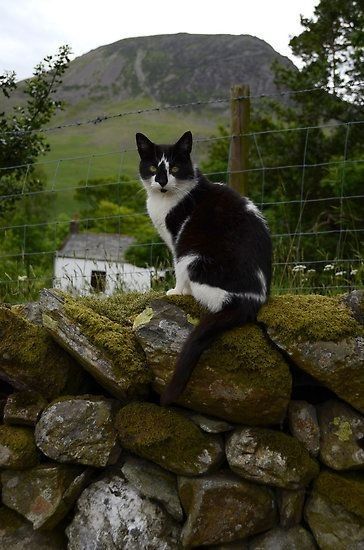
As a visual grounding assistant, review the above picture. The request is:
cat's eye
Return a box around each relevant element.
[149,165,157,173]
[171,166,179,174]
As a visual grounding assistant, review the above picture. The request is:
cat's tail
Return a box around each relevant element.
[160,297,260,406]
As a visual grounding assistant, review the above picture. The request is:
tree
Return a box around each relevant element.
[0,46,71,218]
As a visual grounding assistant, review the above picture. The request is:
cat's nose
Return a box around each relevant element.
[155,173,168,187]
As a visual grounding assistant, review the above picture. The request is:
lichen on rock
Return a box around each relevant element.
[226,426,319,489]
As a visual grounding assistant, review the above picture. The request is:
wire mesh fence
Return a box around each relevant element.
[0,87,363,302]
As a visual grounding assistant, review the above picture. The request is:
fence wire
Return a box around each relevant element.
[0,87,363,302]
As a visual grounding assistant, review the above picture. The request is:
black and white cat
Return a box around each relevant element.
[136,131,272,405]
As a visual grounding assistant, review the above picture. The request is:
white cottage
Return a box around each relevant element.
[53,230,152,295]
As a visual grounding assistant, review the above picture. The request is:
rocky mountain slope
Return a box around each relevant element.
[57,33,295,105]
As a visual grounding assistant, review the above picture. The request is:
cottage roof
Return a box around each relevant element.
[57,232,135,262]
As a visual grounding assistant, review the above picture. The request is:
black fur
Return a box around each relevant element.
[136,132,272,406]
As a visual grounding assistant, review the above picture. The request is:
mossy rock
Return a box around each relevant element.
[115,402,224,476]
[134,299,292,425]
[259,294,364,412]
[178,472,277,547]
[305,470,364,549]
[226,426,319,489]
[40,290,153,401]
[0,306,83,399]
[0,425,38,470]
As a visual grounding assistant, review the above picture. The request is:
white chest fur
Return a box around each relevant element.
[146,192,181,252]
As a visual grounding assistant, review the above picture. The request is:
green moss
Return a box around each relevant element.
[0,307,81,399]
[206,324,291,396]
[259,294,363,343]
[115,402,221,475]
[315,470,364,520]
[0,425,38,469]
[64,296,152,393]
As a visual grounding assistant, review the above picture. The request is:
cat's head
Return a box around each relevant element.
[136,131,195,195]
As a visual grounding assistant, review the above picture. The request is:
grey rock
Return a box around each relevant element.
[248,526,316,549]
[1,464,93,530]
[0,506,66,549]
[304,470,364,550]
[121,456,183,521]
[288,400,320,456]
[318,400,364,470]
[184,411,234,434]
[178,472,276,547]
[226,427,319,489]
[4,390,47,426]
[66,475,181,549]
[342,290,364,325]
[35,396,120,467]
[305,493,364,549]
[277,488,305,528]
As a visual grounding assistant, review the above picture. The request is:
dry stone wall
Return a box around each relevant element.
[0,289,363,549]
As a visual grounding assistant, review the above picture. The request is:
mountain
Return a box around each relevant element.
[58,33,295,106]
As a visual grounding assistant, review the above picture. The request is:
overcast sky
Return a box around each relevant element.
[0,0,319,80]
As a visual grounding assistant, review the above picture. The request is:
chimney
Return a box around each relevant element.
[70,219,79,234]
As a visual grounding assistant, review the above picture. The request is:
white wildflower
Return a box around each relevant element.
[335,271,346,277]
[17,275,27,281]
[323,264,334,271]
[307,269,316,274]
[350,269,358,276]
[292,264,307,273]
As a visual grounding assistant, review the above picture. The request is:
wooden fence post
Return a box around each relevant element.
[228,84,250,196]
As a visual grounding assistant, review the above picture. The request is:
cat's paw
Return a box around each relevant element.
[166,288,180,296]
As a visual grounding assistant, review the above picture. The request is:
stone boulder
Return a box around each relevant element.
[318,400,364,470]
[0,305,82,399]
[276,488,305,528]
[134,299,291,425]
[0,507,67,549]
[305,470,364,549]
[1,464,93,530]
[259,294,364,412]
[66,475,181,549]
[121,456,183,521]
[40,289,151,401]
[288,400,320,456]
[0,425,38,469]
[115,402,224,476]
[4,390,47,426]
[226,427,319,489]
[35,396,121,467]
[178,472,276,547]
[248,526,316,549]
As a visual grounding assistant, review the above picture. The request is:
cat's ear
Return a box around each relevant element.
[136,133,155,158]
[174,131,192,154]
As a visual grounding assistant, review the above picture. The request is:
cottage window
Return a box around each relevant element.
[91,270,106,293]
